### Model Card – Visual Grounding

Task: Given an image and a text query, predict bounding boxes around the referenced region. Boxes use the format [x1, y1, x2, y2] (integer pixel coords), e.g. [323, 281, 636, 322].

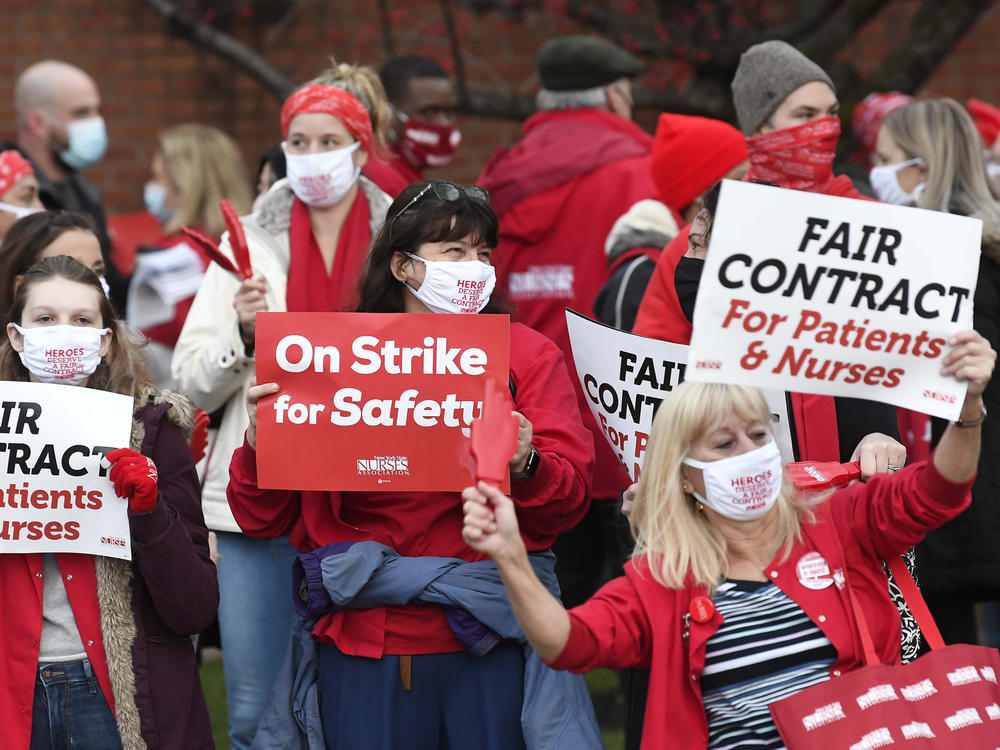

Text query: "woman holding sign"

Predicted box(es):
[462, 330, 994, 749]
[171, 82, 392, 749]
[229, 181, 596, 749]
[876, 97, 1000, 644]
[0, 255, 217, 748]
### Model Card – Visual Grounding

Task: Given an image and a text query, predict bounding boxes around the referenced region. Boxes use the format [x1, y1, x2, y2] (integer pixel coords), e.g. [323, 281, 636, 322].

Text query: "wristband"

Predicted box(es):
[955, 403, 987, 428]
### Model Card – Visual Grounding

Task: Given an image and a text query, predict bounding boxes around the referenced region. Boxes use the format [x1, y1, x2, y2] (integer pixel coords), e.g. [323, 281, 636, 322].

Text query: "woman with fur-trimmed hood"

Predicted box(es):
[0, 254, 217, 749]
[874, 96, 1000, 644]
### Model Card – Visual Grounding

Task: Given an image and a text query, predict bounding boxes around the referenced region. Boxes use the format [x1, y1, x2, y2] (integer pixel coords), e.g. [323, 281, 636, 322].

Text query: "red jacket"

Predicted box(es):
[547, 458, 972, 749]
[478, 109, 657, 498]
[362, 145, 422, 199]
[228, 321, 594, 657]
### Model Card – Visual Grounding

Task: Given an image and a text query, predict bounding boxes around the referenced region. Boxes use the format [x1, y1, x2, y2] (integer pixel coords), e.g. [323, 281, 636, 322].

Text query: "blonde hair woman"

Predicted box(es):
[463, 352, 994, 749]
[310, 58, 416, 197]
[874, 97, 1000, 645]
[146, 123, 253, 237]
[131, 124, 253, 388]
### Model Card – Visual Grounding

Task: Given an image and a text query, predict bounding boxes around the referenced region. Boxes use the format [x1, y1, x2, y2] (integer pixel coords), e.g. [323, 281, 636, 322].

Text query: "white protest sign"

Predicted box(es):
[0, 381, 133, 559]
[566, 310, 794, 482]
[687, 180, 981, 420]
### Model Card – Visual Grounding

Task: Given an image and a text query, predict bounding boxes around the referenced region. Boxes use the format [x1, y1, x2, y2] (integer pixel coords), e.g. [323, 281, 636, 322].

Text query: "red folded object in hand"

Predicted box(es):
[785, 460, 861, 493]
[469, 377, 519, 487]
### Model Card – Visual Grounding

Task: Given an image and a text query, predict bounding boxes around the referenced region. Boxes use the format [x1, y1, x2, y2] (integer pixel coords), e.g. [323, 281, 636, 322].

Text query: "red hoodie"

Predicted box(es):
[479, 108, 657, 498]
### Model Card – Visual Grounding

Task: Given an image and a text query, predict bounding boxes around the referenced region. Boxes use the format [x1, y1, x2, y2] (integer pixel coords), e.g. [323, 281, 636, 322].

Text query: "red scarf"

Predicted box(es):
[744, 117, 840, 193]
[286, 190, 371, 312]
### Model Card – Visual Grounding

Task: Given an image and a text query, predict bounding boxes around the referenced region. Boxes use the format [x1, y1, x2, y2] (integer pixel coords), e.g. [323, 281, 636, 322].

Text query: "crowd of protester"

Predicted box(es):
[0, 31, 998, 750]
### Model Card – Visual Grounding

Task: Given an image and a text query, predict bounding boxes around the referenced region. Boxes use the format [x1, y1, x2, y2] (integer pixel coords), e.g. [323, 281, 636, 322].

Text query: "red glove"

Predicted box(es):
[190, 408, 210, 465]
[107, 448, 159, 513]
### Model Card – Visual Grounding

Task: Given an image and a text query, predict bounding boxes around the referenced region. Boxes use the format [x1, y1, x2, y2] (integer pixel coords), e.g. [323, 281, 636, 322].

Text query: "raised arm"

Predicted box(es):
[932, 329, 995, 482]
[462, 482, 571, 661]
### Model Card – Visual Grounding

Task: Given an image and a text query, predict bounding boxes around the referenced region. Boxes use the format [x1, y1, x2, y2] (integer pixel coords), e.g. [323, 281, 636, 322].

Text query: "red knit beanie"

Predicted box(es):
[650, 113, 748, 213]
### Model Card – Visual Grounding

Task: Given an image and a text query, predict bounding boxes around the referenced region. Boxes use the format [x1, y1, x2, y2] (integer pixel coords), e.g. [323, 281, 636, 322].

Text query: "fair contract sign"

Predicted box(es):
[255, 312, 510, 491]
[0, 381, 133, 560]
[687, 180, 982, 420]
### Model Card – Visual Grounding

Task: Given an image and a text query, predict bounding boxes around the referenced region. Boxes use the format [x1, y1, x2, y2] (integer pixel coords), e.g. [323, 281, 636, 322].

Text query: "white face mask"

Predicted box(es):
[12, 323, 109, 386]
[282, 141, 360, 208]
[682, 441, 784, 521]
[0, 201, 42, 221]
[869, 158, 924, 205]
[987, 163, 1000, 182]
[404, 253, 497, 314]
[98, 275, 111, 299]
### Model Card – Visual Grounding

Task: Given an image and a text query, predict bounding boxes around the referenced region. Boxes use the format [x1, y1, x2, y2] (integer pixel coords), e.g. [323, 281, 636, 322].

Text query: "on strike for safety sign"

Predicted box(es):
[687, 180, 982, 420]
[254, 312, 510, 492]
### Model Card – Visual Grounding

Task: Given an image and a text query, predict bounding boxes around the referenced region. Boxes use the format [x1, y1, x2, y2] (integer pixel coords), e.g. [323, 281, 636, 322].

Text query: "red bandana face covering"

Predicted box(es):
[398, 118, 462, 170]
[744, 116, 841, 192]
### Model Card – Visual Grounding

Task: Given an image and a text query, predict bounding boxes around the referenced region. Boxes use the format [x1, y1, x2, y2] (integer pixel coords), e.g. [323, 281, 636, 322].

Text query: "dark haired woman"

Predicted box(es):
[228, 181, 597, 749]
[0, 255, 217, 749]
[0, 211, 107, 320]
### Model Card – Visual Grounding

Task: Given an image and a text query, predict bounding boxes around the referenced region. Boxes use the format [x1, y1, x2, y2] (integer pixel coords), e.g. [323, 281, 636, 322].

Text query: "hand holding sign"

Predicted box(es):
[107, 448, 159, 513]
[470, 378, 519, 486]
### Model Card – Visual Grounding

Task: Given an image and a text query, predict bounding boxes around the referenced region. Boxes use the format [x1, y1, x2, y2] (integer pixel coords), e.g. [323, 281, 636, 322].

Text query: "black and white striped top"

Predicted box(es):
[700, 579, 838, 749]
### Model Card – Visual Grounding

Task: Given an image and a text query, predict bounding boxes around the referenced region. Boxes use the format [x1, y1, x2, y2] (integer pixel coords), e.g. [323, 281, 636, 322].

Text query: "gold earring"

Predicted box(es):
[696, 501, 705, 513]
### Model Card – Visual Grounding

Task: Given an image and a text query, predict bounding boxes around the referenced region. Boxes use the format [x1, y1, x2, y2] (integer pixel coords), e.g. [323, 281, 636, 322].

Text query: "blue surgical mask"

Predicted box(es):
[58, 116, 108, 170]
[143, 181, 174, 225]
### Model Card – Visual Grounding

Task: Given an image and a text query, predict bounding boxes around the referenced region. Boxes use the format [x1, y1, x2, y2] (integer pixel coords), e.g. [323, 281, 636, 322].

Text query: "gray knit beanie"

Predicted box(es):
[731, 40, 835, 136]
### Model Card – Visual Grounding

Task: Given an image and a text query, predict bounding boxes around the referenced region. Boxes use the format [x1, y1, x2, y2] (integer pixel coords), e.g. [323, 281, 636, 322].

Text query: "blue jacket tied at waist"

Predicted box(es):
[251, 541, 603, 750]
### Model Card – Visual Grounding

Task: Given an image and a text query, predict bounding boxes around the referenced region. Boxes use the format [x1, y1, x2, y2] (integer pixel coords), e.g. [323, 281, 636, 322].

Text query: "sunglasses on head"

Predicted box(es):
[390, 180, 490, 229]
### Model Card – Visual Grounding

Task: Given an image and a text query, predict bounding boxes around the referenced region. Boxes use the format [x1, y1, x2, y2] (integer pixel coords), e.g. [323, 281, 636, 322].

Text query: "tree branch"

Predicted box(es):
[796, 0, 889, 68]
[441, 0, 470, 108]
[143, 0, 295, 101]
[377, 0, 397, 58]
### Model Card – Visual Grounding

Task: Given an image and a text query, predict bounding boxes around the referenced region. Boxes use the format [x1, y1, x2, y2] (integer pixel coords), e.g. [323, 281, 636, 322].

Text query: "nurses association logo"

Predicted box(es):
[356, 455, 410, 480]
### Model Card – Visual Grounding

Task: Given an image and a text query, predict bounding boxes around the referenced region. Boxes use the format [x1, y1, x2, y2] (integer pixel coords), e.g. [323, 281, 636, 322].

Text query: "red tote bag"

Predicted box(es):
[771, 556, 1000, 748]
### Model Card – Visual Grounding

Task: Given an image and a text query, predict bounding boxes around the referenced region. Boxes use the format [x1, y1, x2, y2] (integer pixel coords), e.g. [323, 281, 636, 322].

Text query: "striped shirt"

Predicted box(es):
[701, 579, 837, 749]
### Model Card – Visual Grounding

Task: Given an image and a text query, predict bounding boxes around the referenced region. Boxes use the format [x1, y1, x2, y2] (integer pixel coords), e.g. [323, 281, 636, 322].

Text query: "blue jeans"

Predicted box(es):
[317, 642, 527, 750]
[216, 531, 299, 750]
[29, 659, 123, 750]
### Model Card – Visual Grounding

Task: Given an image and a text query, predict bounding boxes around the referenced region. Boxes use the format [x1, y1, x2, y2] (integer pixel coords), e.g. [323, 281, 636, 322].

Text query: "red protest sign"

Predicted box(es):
[254, 312, 510, 492]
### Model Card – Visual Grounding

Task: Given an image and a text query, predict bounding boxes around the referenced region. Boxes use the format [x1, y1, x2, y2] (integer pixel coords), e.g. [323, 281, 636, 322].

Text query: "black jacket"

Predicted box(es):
[0, 140, 127, 309]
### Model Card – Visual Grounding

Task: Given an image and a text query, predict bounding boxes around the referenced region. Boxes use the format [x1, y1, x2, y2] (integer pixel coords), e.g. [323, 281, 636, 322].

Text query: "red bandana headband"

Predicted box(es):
[0, 149, 34, 196]
[851, 91, 913, 165]
[744, 116, 841, 193]
[281, 85, 373, 155]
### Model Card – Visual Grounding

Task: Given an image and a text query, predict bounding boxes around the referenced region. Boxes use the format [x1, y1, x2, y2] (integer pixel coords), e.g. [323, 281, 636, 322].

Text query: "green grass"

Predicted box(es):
[199, 653, 230, 749]
[200, 656, 626, 749]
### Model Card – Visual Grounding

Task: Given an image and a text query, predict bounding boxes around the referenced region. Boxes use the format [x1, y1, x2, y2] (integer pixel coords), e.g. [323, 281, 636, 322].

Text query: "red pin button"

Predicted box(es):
[689, 596, 715, 624]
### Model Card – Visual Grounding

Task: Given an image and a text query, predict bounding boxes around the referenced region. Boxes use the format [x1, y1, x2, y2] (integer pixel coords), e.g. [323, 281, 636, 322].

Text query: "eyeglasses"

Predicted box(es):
[390, 181, 490, 229]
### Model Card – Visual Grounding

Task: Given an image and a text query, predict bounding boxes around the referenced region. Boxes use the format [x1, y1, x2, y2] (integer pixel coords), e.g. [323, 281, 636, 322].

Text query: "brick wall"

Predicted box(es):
[2, 0, 999, 215]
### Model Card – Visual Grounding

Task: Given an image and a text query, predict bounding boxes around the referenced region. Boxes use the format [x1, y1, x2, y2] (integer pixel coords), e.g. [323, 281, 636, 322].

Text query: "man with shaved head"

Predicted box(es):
[6, 60, 125, 305]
